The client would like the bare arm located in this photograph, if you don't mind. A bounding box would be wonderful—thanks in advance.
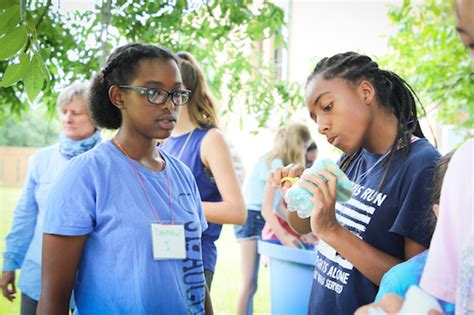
[261,179,299,248]
[287,211,312,235]
[273,165,427,285]
[323,226,404,285]
[37,234,87,315]
[200,129,246,225]
[271,164,312,234]
[204,284,213,315]
[301,170,426,285]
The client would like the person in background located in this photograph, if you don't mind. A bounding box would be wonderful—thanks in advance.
[261,138,319,249]
[355,140,472,315]
[37,43,211,314]
[305,141,318,168]
[235,123,312,315]
[455,0,474,60]
[0,82,101,315]
[261,172,317,250]
[161,51,246,290]
[372,150,456,314]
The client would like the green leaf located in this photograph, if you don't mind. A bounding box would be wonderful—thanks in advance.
[23,52,45,102]
[0,52,29,87]
[0,5,20,35]
[0,0,18,10]
[0,25,28,60]
[39,46,51,60]
[34,52,50,87]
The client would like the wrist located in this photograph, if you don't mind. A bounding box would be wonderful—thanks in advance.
[319,223,343,243]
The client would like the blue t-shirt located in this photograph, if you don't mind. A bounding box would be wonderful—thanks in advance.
[162,127,222,273]
[43,141,208,314]
[308,139,440,315]
[3,144,69,301]
[376,250,455,314]
[243,156,284,211]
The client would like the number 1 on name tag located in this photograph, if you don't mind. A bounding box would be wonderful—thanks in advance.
[151,224,186,260]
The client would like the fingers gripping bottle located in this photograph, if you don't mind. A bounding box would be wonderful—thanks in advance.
[283,158,353,218]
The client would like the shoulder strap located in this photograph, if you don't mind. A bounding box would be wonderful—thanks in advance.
[177,129,195,160]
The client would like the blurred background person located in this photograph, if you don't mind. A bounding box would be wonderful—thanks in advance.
[161,51,246,290]
[235,123,312,315]
[305,141,318,169]
[0,82,100,315]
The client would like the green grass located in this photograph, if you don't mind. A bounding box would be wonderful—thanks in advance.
[0,186,270,314]
[0,186,22,315]
[212,226,270,314]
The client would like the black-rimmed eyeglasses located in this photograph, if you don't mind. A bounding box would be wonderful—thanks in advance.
[119,85,191,106]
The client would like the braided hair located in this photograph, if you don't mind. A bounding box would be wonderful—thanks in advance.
[89,43,179,129]
[306,52,425,188]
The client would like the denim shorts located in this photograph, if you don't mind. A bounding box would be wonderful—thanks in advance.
[234,209,266,241]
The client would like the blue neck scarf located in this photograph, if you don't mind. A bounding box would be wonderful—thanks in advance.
[59,130,101,159]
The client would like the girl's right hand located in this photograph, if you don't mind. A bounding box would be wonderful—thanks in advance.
[0,271,16,301]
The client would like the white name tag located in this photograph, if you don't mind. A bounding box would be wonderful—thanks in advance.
[151,224,186,260]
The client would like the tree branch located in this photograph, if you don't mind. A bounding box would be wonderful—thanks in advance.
[24,0,53,53]
[36,0,52,29]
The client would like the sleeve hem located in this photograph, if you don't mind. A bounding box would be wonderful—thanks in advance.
[2,260,19,272]
[389,227,431,248]
[43,225,92,236]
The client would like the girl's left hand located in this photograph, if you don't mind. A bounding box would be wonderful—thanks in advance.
[298,169,341,239]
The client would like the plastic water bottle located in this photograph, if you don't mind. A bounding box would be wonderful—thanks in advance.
[284,158,352,218]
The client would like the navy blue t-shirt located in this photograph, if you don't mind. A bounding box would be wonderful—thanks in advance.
[308,139,440,315]
[162,127,223,273]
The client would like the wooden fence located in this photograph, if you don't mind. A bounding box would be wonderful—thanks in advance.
[0,146,38,186]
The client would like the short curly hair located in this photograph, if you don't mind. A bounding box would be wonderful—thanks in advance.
[89,43,178,129]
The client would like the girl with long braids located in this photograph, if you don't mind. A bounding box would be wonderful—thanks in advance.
[273,52,441,314]
[37,43,211,314]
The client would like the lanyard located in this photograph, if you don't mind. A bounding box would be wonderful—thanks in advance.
[354,135,420,186]
[113,138,174,224]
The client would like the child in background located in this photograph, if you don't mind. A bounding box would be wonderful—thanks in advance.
[305,141,318,168]
[161,51,246,290]
[261,174,317,250]
[235,123,312,315]
[420,139,473,313]
[261,140,320,249]
[374,150,456,314]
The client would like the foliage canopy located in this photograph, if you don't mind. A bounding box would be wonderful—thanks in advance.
[0,0,302,129]
[381,0,473,132]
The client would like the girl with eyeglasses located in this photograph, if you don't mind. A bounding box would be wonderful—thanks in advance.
[161,51,246,290]
[37,43,212,314]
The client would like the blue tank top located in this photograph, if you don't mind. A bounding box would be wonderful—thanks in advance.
[161,127,223,272]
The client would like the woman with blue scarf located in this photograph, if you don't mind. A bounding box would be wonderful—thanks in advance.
[0,82,100,315]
